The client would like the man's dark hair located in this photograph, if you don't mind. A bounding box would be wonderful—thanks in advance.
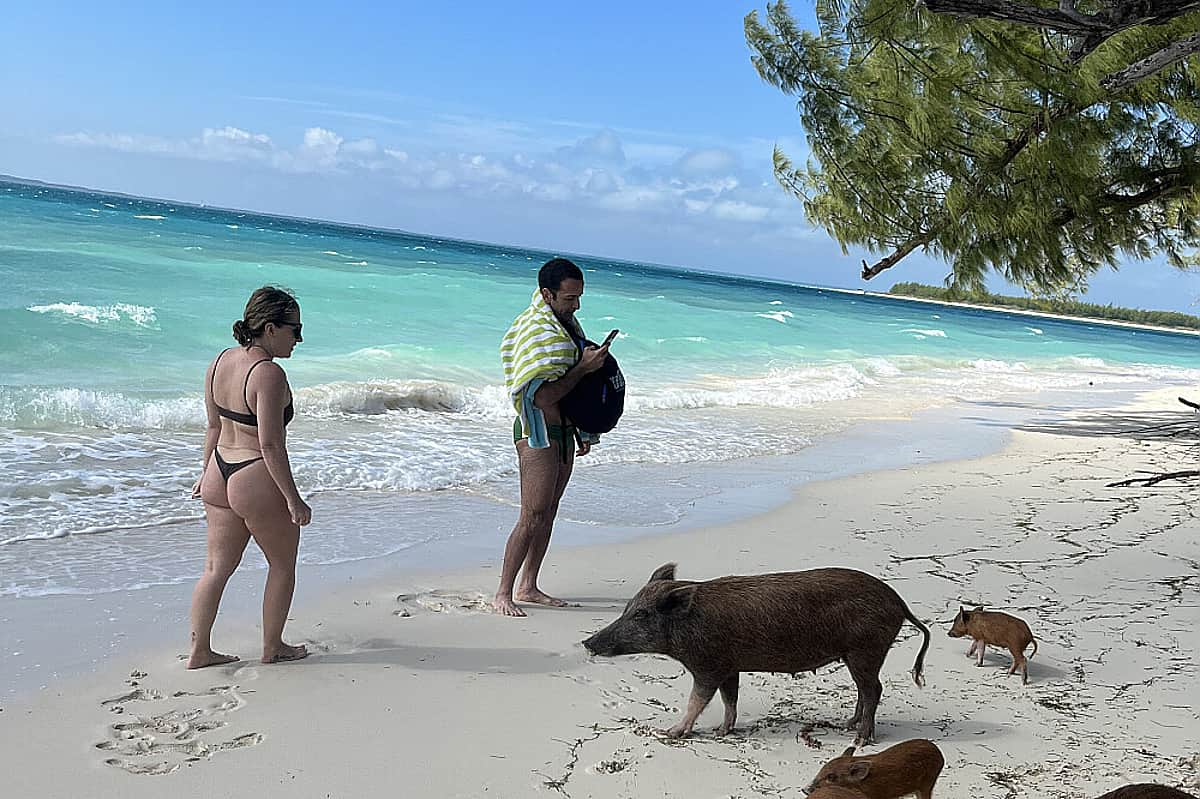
[538,257,584,293]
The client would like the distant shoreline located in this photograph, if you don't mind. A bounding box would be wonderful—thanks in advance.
[812,284,1200,337]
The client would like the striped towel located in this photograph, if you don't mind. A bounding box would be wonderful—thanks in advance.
[501,289,583,442]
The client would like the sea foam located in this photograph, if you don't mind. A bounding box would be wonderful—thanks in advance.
[26,302,158,328]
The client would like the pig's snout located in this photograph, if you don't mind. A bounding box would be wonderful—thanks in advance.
[581,629,624,657]
[582,631,612,656]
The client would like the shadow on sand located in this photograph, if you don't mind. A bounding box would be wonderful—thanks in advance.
[301,638,586,674]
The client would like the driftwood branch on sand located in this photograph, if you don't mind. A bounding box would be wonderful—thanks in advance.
[1107,397,1200,487]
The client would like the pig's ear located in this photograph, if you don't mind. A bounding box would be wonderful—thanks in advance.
[656,585,697,616]
[840,746,856,758]
[846,761,871,782]
[649,563,677,582]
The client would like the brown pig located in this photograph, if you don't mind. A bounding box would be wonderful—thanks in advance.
[805,739,944,799]
[581,563,931,745]
[947,606,1038,684]
[1094,786,1199,799]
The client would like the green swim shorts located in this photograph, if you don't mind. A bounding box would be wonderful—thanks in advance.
[512,417,576,463]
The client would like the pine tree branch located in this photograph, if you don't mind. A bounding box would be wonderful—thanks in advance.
[1044,166,1197,229]
[861,226,943,278]
[921,0,1108,34]
[1100,30,1200,90]
[1099,167,1198,210]
[921,0,1200,60]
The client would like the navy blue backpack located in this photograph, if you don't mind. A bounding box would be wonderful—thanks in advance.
[561,340,625,435]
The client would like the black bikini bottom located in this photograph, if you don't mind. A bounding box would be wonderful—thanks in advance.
[215,450,263,482]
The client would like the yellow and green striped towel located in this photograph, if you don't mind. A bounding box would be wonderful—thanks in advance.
[501,289,583,438]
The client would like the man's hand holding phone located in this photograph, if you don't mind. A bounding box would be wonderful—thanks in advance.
[579,329,617,374]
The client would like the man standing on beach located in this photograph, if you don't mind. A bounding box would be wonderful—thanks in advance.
[494,258,609,616]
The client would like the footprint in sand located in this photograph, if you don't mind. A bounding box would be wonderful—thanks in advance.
[95,671,263,775]
[396,589,495,615]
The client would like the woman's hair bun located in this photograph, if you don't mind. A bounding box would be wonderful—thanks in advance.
[232,319,252,345]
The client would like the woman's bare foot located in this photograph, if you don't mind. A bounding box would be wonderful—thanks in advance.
[514,588,569,607]
[492,592,527,617]
[261,642,308,664]
[187,650,239,670]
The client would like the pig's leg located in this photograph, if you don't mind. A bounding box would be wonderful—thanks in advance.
[966,639,980,658]
[664,678,718,739]
[716,673,739,735]
[975,641,986,666]
[844,652,886,746]
[1007,645,1028,683]
[848,692,864,727]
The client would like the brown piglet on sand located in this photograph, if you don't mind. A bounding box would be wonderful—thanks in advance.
[581,564,930,745]
[805,739,944,799]
[1094,786,1199,799]
[948,606,1038,683]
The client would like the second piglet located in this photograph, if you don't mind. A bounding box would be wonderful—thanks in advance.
[581,563,931,745]
[805,739,944,799]
[948,606,1038,684]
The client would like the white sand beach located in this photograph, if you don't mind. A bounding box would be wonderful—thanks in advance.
[3,389,1198,798]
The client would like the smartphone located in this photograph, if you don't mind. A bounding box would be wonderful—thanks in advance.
[601,328,620,346]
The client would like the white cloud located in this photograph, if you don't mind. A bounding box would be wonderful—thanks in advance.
[293,127,344,171]
[54,132,186,156]
[674,148,740,177]
[51,123,799,230]
[199,126,273,162]
[427,169,455,190]
[341,137,380,157]
[584,170,619,195]
[203,126,271,147]
[711,200,770,223]
[555,129,625,167]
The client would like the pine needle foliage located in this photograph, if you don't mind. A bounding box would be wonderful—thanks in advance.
[745,1,1200,292]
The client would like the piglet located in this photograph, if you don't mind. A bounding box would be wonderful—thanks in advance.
[805,739,944,799]
[582,563,931,745]
[1094,786,1198,799]
[947,606,1038,684]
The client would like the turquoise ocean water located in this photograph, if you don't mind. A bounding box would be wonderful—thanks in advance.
[2,178,1198,598]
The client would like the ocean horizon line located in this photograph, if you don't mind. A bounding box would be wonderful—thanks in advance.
[1,171,853,298]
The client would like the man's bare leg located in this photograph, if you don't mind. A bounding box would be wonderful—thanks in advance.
[494,440,561,616]
[515,442,574,607]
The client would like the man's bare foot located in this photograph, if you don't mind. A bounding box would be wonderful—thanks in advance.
[187,650,239,670]
[493,592,527,617]
[261,642,308,664]
[514,588,569,607]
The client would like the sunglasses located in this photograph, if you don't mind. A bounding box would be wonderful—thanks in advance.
[273,321,303,340]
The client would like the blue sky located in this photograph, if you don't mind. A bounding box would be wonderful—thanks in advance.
[2,1,1198,311]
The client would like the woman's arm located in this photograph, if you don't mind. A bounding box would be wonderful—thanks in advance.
[251,362,311,526]
[193,357,222,498]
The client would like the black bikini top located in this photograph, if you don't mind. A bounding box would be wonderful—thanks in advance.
[211,349,294,427]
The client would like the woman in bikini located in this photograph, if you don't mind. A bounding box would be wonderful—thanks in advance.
[187,285,312,668]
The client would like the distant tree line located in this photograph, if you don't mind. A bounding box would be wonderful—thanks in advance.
[887,282,1200,330]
